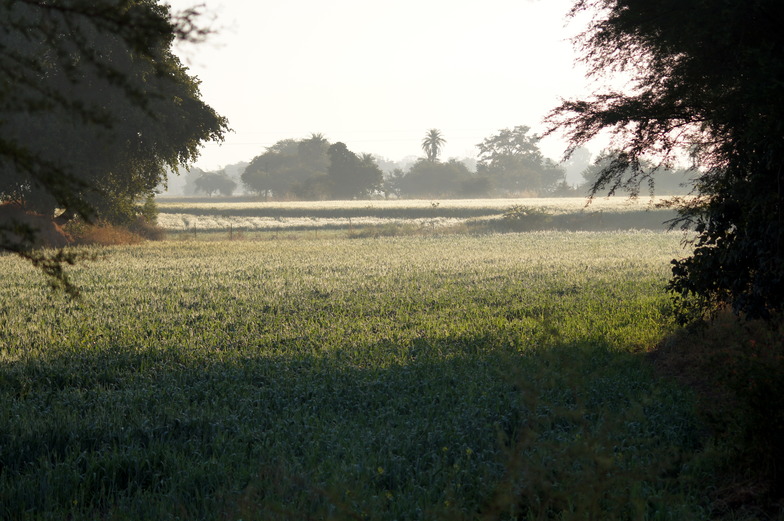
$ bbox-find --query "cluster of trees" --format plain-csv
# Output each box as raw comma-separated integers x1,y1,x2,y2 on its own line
239,125,693,201
240,127,578,200
165,162,247,197
241,134,382,200
579,151,695,196
192,170,237,197
386,158,479,199
384,126,572,198
552,1,784,499
476,126,568,196
0,0,228,292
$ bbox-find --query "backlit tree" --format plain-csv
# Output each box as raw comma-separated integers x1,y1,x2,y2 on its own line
547,0,784,320
421,129,446,162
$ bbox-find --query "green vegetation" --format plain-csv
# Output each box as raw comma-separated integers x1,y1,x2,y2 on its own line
240,135,383,201
421,129,447,162
0,0,227,291
546,1,784,506
548,0,784,321
1,230,714,520
193,171,238,197
0,0,227,224
476,126,565,196
2,0,781,515
237,127,578,201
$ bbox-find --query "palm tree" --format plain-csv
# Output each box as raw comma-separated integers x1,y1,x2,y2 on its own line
421,129,446,162
359,152,376,165
307,132,327,144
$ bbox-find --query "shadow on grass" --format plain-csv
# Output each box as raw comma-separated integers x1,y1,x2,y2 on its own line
478,208,681,233
0,333,703,520
650,313,784,520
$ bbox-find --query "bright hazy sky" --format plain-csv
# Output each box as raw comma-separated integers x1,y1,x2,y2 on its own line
167,0,594,171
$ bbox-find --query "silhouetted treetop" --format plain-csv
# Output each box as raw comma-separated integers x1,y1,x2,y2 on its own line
548,0,784,319
421,129,446,162
1,0,228,293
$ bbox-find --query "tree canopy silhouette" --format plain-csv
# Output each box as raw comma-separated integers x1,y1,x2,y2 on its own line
476,126,565,196
242,137,382,200
547,0,784,320
421,129,446,162
327,143,383,199
0,0,228,293
242,138,328,199
194,171,237,197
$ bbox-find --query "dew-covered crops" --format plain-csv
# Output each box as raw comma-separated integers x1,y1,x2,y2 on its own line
0,231,703,520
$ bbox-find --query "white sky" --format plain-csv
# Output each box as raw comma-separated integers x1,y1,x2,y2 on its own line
167,0,594,171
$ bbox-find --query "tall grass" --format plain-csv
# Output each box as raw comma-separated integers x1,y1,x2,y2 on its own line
0,231,705,519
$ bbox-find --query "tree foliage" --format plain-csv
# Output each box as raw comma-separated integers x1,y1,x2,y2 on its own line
1,0,227,219
1,0,228,290
242,136,382,200
194,170,237,197
241,138,324,199
327,143,383,199
580,150,695,196
421,129,446,162
476,126,565,196
381,168,407,199
547,0,784,320
399,159,476,198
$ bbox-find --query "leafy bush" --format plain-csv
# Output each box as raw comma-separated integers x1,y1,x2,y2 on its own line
720,322,784,494
66,218,165,245
501,205,553,231
127,216,166,241
138,195,159,225
654,312,784,512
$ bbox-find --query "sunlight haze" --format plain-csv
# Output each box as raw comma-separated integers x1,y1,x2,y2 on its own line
167,0,591,170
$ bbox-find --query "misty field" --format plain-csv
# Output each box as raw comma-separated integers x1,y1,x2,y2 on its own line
0,230,708,520
155,196,680,235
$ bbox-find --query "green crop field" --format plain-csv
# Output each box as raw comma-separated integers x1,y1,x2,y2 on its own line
0,226,710,520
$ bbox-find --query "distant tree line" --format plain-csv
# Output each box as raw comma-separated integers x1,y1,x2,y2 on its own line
237,127,693,201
